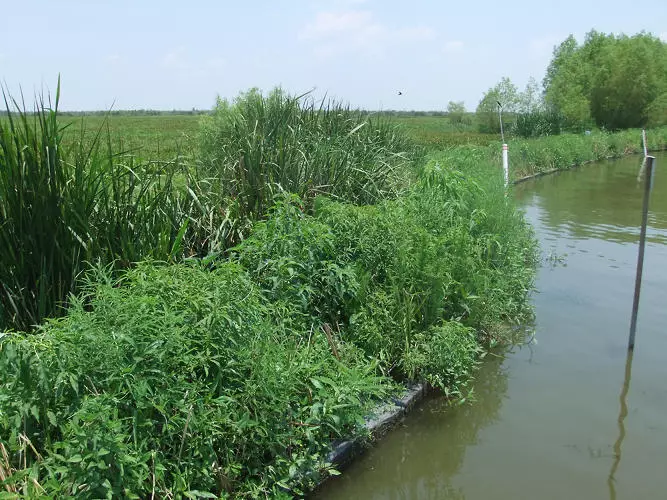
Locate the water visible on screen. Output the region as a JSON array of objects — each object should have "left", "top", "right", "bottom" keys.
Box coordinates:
[{"left": 316, "top": 153, "right": 667, "bottom": 500}]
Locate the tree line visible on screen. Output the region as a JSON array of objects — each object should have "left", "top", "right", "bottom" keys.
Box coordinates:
[{"left": 471, "top": 30, "right": 667, "bottom": 136}]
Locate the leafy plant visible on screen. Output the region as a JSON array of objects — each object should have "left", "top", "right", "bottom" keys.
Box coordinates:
[{"left": 198, "top": 88, "right": 416, "bottom": 231}]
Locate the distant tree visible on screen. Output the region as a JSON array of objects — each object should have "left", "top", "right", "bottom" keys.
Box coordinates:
[
  {"left": 518, "top": 77, "right": 543, "bottom": 113},
  {"left": 476, "top": 77, "right": 519, "bottom": 133},
  {"left": 544, "top": 30, "right": 667, "bottom": 130},
  {"left": 446, "top": 100, "right": 466, "bottom": 125},
  {"left": 543, "top": 35, "right": 578, "bottom": 91}
]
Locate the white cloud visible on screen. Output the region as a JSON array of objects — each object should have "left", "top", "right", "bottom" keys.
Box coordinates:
[
  {"left": 396, "top": 26, "right": 437, "bottom": 42},
  {"left": 106, "top": 54, "right": 122, "bottom": 64},
  {"left": 300, "top": 10, "right": 437, "bottom": 59},
  {"left": 301, "top": 10, "right": 383, "bottom": 41},
  {"left": 443, "top": 40, "right": 464, "bottom": 53},
  {"left": 660, "top": 32, "right": 667, "bottom": 42},
  {"left": 161, "top": 46, "right": 189, "bottom": 70}
]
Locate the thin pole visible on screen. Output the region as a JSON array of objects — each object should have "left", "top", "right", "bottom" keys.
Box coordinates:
[
  {"left": 497, "top": 102, "right": 505, "bottom": 143},
  {"left": 497, "top": 102, "right": 508, "bottom": 186},
  {"left": 637, "top": 129, "right": 648, "bottom": 182},
  {"left": 502, "top": 143, "right": 509, "bottom": 187},
  {"left": 628, "top": 156, "right": 655, "bottom": 350}
]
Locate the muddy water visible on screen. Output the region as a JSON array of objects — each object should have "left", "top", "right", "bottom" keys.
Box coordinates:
[{"left": 316, "top": 152, "right": 667, "bottom": 499}]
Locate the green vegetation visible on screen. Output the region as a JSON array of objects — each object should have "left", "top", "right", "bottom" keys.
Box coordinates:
[
  {"left": 0, "top": 88, "right": 418, "bottom": 332},
  {"left": 544, "top": 31, "right": 667, "bottom": 130},
  {"left": 477, "top": 30, "right": 667, "bottom": 136},
  {"left": 0, "top": 85, "right": 538, "bottom": 497},
  {"left": 0, "top": 161, "right": 536, "bottom": 498},
  {"left": 393, "top": 115, "right": 497, "bottom": 149},
  {"left": 198, "top": 88, "right": 416, "bottom": 244},
  {"left": 0, "top": 87, "right": 197, "bottom": 331},
  {"left": 62, "top": 114, "right": 200, "bottom": 161},
  {"left": 432, "top": 127, "right": 667, "bottom": 182},
  {"left": 507, "top": 127, "right": 667, "bottom": 179},
  {"left": 0, "top": 262, "right": 392, "bottom": 498}
]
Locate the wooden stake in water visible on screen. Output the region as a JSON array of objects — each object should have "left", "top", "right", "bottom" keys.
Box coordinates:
[{"left": 628, "top": 155, "right": 655, "bottom": 350}]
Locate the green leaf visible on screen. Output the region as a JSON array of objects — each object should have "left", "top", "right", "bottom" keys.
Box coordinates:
[
  {"left": 184, "top": 491, "right": 218, "bottom": 499},
  {"left": 47, "top": 410, "right": 57, "bottom": 426}
]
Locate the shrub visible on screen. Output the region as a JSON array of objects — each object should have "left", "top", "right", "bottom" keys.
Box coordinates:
[
  {"left": 0, "top": 262, "right": 390, "bottom": 497},
  {"left": 198, "top": 88, "right": 416, "bottom": 228},
  {"left": 403, "top": 322, "right": 481, "bottom": 397}
]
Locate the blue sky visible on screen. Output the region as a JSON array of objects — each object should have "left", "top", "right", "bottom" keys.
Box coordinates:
[{"left": 2, "top": 0, "right": 666, "bottom": 111}]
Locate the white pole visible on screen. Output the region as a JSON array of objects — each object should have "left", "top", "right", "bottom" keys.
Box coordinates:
[
  {"left": 642, "top": 129, "right": 648, "bottom": 157},
  {"left": 502, "top": 143, "right": 509, "bottom": 187}
]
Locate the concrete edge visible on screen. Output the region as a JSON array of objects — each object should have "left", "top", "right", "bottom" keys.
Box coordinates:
[
  {"left": 319, "top": 382, "right": 427, "bottom": 480},
  {"left": 512, "top": 147, "right": 667, "bottom": 185}
]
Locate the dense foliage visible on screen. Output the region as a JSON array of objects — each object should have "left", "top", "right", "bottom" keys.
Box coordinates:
[
  {"left": 0, "top": 87, "right": 416, "bottom": 331},
  {"left": 1, "top": 154, "right": 537, "bottom": 497},
  {"left": 199, "top": 88, "right": 416, "bottom": 224},
  {"left": 0, "top": 262, "right": 391, "bottom": 498},
  {"left": 544, "top": 31, "right": 667, "bottom": 130},
  {"left": 0, "top": 88, "right": 196, "bottom": 331}
]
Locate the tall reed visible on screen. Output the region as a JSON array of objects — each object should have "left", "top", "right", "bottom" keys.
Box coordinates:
[
  {"left": 199, "top": 88, "right": 416, "bottom": 228},
  {"left": 0, "top": 82, "right": 191, "bottom": 331}
]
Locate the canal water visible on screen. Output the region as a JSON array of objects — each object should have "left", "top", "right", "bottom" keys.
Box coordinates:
[{"left": 316, "top": 152, "right": 667, "bottom": 499}]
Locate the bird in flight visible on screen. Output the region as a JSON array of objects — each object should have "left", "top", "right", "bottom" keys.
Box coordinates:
[{"left": 398, "top": 91, "right": 403, "bottom": 96}]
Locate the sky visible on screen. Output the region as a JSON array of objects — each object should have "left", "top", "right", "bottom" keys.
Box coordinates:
[{"left": 2, "top": 0, "right": 666, "bottom": 111}]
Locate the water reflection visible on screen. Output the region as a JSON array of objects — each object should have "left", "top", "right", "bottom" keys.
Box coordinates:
[
  {"left": 607, "top": 349, "right": 634, "bottom": 500},
  {"left": 514, "top": 155, "right": 667, "bottom": 244},
  {"left": 317, "top": 350, "right": 510, "bottom": 499}
]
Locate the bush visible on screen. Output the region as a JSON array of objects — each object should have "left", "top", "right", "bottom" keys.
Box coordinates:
[
  {"left": 198, "top": 88, "right": 417, "bottom": 230},
  {"left": 0, "top": 262, "right": 390, "bottom": 497},
  {"left": 512, "top": 110, "right": 565, "bottom": 138},
  {"left": 403, "top": 322, "right": 481, "bottom": 397}
]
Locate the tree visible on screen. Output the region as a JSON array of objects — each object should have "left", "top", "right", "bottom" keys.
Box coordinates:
[
  {"left": 543, "top": 30, "right": 667, "bottom": 130},
  {"left": 518, "top": 77, "right": 543, "bottom": 113},
  {"left": 446, "top": 101, "right": 467, "bottom": 125},
  {"left": 476, "top": 77, "right": 519, "bottom": 133},
  {"left": 647, "top": 92, "right": 667, "bottom": 127},
  {"left": 543, "top": 35, "right": 578, "bottom": 91}
]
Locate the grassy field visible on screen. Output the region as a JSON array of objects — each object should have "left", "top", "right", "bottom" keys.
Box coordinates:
[
  {"left": 48, "top": 113, "right": 495, "bottom": 161},
  {"left": 0, "top": 91, "right": 538, "bottom": 497},
  {"left": 393, "top": 115, "right": 498, "bottom": 149},
  {"left": 60, "top": 114, "right": 201, "bottom": 160}
]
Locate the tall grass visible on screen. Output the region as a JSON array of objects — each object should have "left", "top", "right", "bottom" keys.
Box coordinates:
[
  {"left": 512, "top": 110, "right": 566, "bottom": 138},
  {"left": 199, "top": 88, "right": 416, "bottom": 223},
  {"left": 0, "top": 83, "right": 193, "bottom": 331}
]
